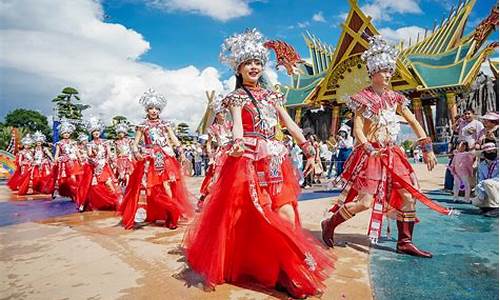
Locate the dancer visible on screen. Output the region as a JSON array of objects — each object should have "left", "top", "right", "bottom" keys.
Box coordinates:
[
  {"left": 321, "top": 36, "right": 452, "bottom": 258},
  {"left": 31, "top": 131, "right": 55, "bottom": 195},
  {"left": 77, "top": 133, "right": 89, "bottom": 165},
  {"left": 185, "top": 29, "right": 333, "bottom": 299},
  {"left": 197, "top": 95, "right": 232, "bottom": 210},
  {"left": 77, "top": 117, "right": 121, "bottom": 211},
  {"left": 113, "top": 122, "right": 135, "bottom": 188},
  {"left": 53, "top": 120, "right": 82, "bottom": 200},
  {"left": 8, "top": 135, "right": 34, "bottom": 195},
  {"left": 119, "top": 89, "right": 193, "bottom": 229}
]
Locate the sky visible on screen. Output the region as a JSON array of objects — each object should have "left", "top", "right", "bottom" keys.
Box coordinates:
[{"left": 1, "top": 0, "right": 498, "bottom": 129}]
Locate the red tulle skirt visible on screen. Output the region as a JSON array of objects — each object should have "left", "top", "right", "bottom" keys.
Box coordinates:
[
  {"left": 184, "top": 156, "right": 334, "bottom": 297},
  {"left": 199, "top": 146, "right": 230, "bottom": 197},
  {"left": 76, "top": 163, "right": 119, "bottom": 211},
  {"left": 32, "top": 163, "right": 55, "bottom": 194},
  {"left": 119, "top": 155, "right": 194, "bottom": 229},
  {"left": 7, "top": 164, "right": 22, "bottom": 191},
  {"left": 55, "top": 160, "right": 83, "bottom": 200},
  {"left": 8, "top": 165, "right": 32, "bottom": 195},
  {"left": 116, "top": 157, "right": 135, "bottom": 180},
  {"left": 199, "top": 165, "right": 214, "bottom": 196}
]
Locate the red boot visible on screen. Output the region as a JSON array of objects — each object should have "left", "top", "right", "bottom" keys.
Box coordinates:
[
  {"left": 321, "top": 205, "right": 354, "bottom": 248},
  {"left": 396, "top": 220, "right": 432, "bottom": 258}
]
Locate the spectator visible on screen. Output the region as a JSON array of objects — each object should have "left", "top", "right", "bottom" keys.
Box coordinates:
[
  {"left": 413, "top": 148, "right": 421, "bottom": 164},
  {"left": 449, "top": 141, "right": 476, "bottom": 203},
  {"left": 193, "top": 144, "right": 203, "bottom": 176},
  {"left": 334, "top": 125, "right": 353, "bottom": 176},
  {"left": 458, "top": 108, "right": 484, "bottom": 149},
  {"left": 312, "top": 135, "right": 323, "bottom": 184},
  {"left": 290, "top": 142, "right": 304, "bottom": 185},
  {"left": 319, "top": 140, "right": 330, "bottom": 173},
  {"left": 479, "top": 112, "right": 499, "bottom": 146},
  {"left": 473, "top": 143, "right": 499, "bottom": 217}
]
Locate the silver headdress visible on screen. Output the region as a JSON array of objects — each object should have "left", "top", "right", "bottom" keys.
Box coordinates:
[
  {"left": 220, "top": 28, "right": 268, "bottom": 72},
  {"left": 139, "top": 88, "right": 168, "bottom": 111},
  {"left": 86, "top": 116, "right": 104, "bottom": 134},
  {"left": 361, "top": 35, "right": 398, "bottom": 75},
  {"left": 58, "top": 119, "right": 76, "bottom": 135},
  {"left": 210, "top": 94, "right": 226, "bottom": 114},
  {"left": 32, "top": 131, "right": 46, "bottom": 143},
  {"left": 21, "top": 134, "right": 34, "bottom": 146},
  {"left": 115, "top": 122, "right": 129, "bottom": 134},
  {"left": 77, "top": 133, "right": 89, "bottom": 142}
]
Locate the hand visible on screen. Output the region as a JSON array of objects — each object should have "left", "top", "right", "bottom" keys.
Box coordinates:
[
  {"left": 228, "top": 143, "right": 244, "bottom": 157},
  {"left": 134, "top": 152, "right": 144, "bottom": 161},
  {"left": 303, "top": 157, "right": 315, "bottom": 176},
  {"left": 423, "top": 151, "right": 437, "bottom": 171}
]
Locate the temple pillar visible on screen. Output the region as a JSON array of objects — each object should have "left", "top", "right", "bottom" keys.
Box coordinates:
[
  {"left": 435, "top": 95, "right": 450, "bottom": 142},
  {"left": 445, "top": 92, "right": 458, "bottom": 126},
  {"left": 412, "top": 97, "right": 426, "bottom": 131},
  {"left": 330, "top": 105, "right": 341, "bottom": 137},
  {"left": 294, "top": 107, "right": 302, "bottom": 124},
  {"left": 423, "top": 105, "right": 436, "bottom": 141}
]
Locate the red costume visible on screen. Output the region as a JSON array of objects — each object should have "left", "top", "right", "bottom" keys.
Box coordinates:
[
  {"left": 54, "top": 139, "right": 83, "bottom": 200},
  {"left": 8, "top": 148, "right": 34, "bottom": 195},
  {"left": 31, "top": 145, "right": 55, "bottom": 194},
  {"left": 77, "top": 138, "right": 120, "bottom": 211},
  {"left": 185, "top": 86, "right": 333, "bottom": 297},
  {"left": 199, "top": 120, "right": 232, "bottom": 198},
  {"left": 119, "top": 118, "right": 193, "bottom": 229},
  {"left": 113, "top": 137, "right": 135, "bottom": 187}
]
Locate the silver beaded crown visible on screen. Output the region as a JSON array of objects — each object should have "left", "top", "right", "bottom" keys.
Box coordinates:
[
  {"left": 361, "top": 35, "right": 398, "bottom": 75},
  {"left": 58, "top": 119, "right": 76, "bottom": 135},
  {"left": 220, "top": 28, "right": 268, "bottom": 72},
  {"left": 139, "top": 88, "right": 168, "bottom": 111},
  {"left": 77, "top": 133, "right": 89, "bottom": 142},
  {"left": 32, "top": 131, "right": 46, "bottom": 143},
  {"left": 115, "top": 122, "right": 129, "bottom": 134},
  {"left": 86, "top": 116, "right": 104, "bottom": 134},
  {"left": 21, "top": 134, "right": 34, "bottom": 145}
]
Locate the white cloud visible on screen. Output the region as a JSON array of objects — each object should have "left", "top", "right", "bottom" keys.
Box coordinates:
[
  {"left": 147, "top": 0, "right": 252, "bottom": 22},
  {"left": 361, "top": 0, "right": 422, "bottom": 21},
  {"left": 379, "top": 26, "right": 427, "bottom": 45},
  {"left": 0, "top": 0, "right": 226, "bottom": 129},
  {"left": 297, "top": 21, "right": 310, "bottom": 28},
  {"left": 312, "top": 11, "right": 326, "bottom": 23}
]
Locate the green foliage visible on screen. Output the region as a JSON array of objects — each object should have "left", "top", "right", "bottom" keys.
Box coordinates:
[
  {"left": 0, "top": 125, "right": 29, "bottom": 150},
  {"left": 4, "top": 109, "right": 52, "bottom": 141},
  {"left": 401, "top": 139, "right": 414, "bottom": 153}
]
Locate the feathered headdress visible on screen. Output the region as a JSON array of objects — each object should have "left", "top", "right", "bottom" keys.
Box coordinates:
[
  {"left": 32, "top": 131, "right": 46, "bottom": 143},
  {"left": 115, "top": 122, "right": 129, "bottom": 134},
  {"left": 139, "top": 88, "right": 168, "bottom": 111},
  {"left": 58, "top": 119, "right": 76, "bottom": 135},
  {"left": 86, "top": 116, "right": 104, "bottom": 134},
  {"left": 361, "top": 35, "right": 398, "bottom": 75},
  {"left": 220, "top": 28, "right": 268, "bottom": 72},
  {"left": 21, "top": 134, "right": 34, "bottom": 146}
]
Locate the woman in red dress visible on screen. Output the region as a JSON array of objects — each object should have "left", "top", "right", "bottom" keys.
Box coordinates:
[
  {"left": 119, "top": 89, "right": 193, "bottom": 229},
  {"left": 197, "top": 96, "right": 232, "bottom": 210},
  {"left": 321, "top": 36, "right": 452, "bottom": 258},
  {"left": 77, "top": 117, "right": 121, "bottom": 212},
  {"left": 53, "top": 120, "right": 83, "bottom": 201},
  {"left": 113, "top": 122, "right": 135, "bottom": 188},
  {"left": 31, "top": 131, "right": 55, "bottom": 195},
  {"left": 8, "top": 135, "right": 34, "bottom": 195},
  {"left": 184, "top": 29, "right": 333, "bottom": 299}
]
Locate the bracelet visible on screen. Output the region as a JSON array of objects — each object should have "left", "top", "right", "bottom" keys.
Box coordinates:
[
  {"left": 363, "top": 142, "right": 376, "bottom": 155},
  {"left": 416, "top": 137, "right": 433, "bottom": 153},
  {"left": 299, "top": 141, "right": 315, "bottom": 159}
]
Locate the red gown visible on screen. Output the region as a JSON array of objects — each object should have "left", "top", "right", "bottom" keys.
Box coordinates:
[
  {"left": 119, "top": 119, "right": 193, "bottom": 229},
  {"left": 199, "top": 120, "right": 232, "bottom": 197},
  {"left": 54, "top": 139, "right": 83, "bottom": 200},
  {"left": 77, "top": 139, "right": 120, "bottom": 211},
  {"left": 31, "top": 146, "right": 55, "bottom": 194},
  {"left": 332, "top": 86, "right": 452, "bottom": 241},
  {"left": 185, "top": 87, "right": 334, "bottom": 297},
  {"left": 113, "top": 138, "right": 135, "bottom": 186},
  {"left": 7, "top": 149, "right": 34, "bottom": 195}
]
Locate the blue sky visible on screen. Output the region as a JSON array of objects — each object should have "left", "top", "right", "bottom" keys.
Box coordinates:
[
  {"left": 102, "top": 0, "right": 498, "bottom": 75},
  {"left": 0, "top": 0, "right": 497, "bottom": 127}
]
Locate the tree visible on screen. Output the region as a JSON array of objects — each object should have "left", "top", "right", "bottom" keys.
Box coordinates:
[
  {"left": 103, "top": 116, "right": 133, "bottom": 140},
  {"left": 52, "top": 87, "right": 90, "bottom": 135},
  {"left": 4, "top": 109, "right": 52, "bottom": 141}
]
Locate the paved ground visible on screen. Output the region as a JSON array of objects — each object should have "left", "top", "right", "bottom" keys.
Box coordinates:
[{"left": 0, "top": 163, "right": 448, "bottom": 300}]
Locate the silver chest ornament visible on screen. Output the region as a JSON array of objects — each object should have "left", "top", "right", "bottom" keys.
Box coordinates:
[{"left": 255, "top": 98, "right": 278, "bottom": 135}]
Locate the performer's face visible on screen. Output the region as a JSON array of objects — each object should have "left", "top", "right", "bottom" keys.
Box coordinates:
[
  {"left": 371, "top": 70, "right": 392, "bottom": 88},
  {"left": 36, "top": 141, "right": 42, "bottom": 146},
  {"left": 147, "top": 107, "right": 160, "bottom": 119},
  {"left": 92, "top": 131, "right": 100, "bottom": 139},
  {"left": 117, "top": 132, "right": 125, "bottom": 138},
  {"left": 239, "top": 59, "right": 263, "bottom": 85},
  {"left": 23, "top": 144, "right": 30, "bottom": 149},
  {"left": 215, "top": 112, "right": 225, "bottom": 122},
  {"left": 62, "top": 132, "right": 70, "bottom": 139}
]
